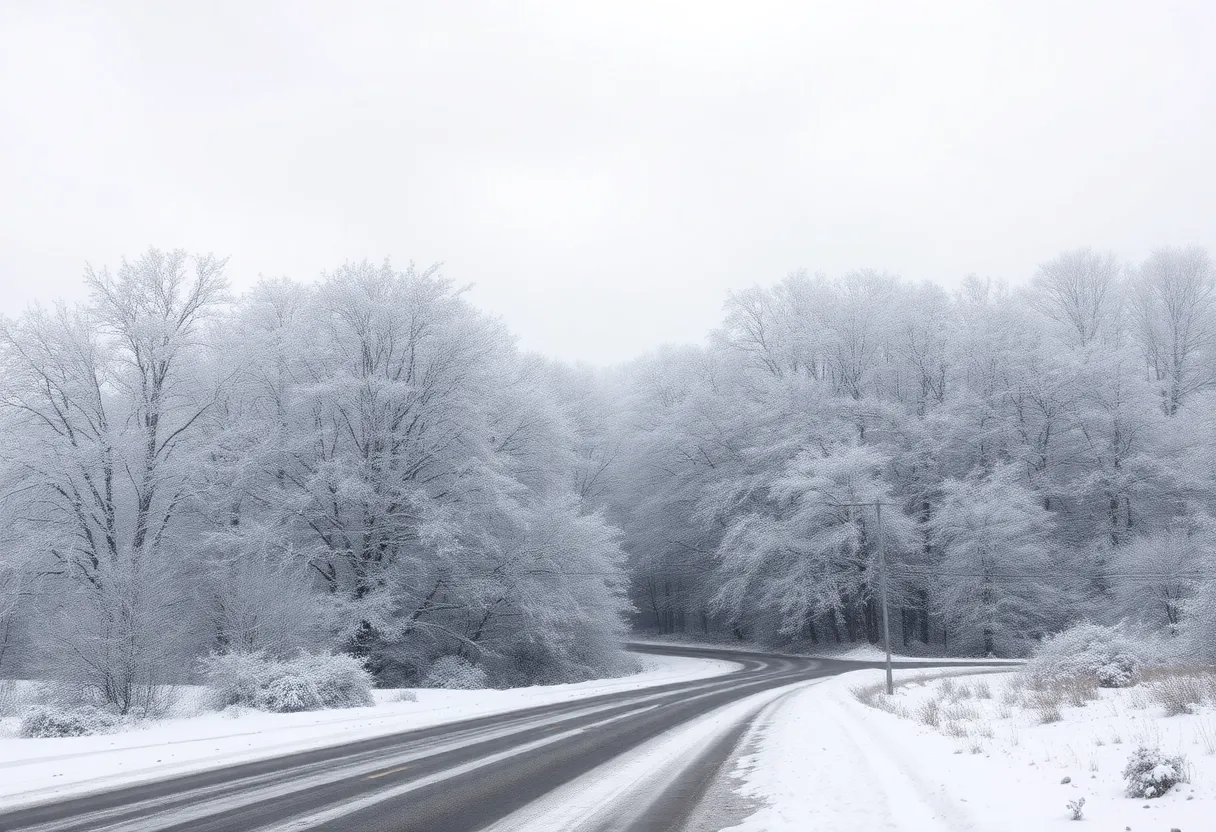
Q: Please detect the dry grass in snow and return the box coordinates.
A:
[852,664,1216,827]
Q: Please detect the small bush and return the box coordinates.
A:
[943,702,979,722]
[974,680,993,700]
[1067,797,1085,820]
[420,656,488,690]
[199,650,374,713]
[1036,704,1063,724]
[1026,622,1147,688]
[1096,659,1136,689]
[1032,690,1064,723]
[255,675,314,713]
[19,705,119,738]
[917,699,941,727]
[391,689,418,703]
[1122,746,1188,798]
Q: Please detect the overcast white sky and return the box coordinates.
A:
[2,1,1214,364]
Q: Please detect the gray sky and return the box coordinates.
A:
[2,1,1214,364]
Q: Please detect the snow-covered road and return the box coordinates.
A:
[0,644,832,832]
[0,652,739,808]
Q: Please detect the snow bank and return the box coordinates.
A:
[0,652,739,808]
[724,666,1214,830]
[808,643,1024,665]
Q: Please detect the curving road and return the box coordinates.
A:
[0,644,905,832]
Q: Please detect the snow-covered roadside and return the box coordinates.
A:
[723,667,1214,831]
[630,636,1023,665]
[808,643,1023,665]
[0,652,739,808]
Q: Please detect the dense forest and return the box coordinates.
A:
[606,248,1216,658]
[1,247,1214,710]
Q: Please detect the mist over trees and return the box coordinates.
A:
[1,245,1213,707]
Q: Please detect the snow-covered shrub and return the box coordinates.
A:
[19,705,119,738]
[420,656,488,690]
[199,650,374,713]
[1025,622,1147,688]
[1066,797,1085,820]
[198,650,271,709]
[254,674,314,713]
[390,689,418,703]
[1122,746,1188,798]
[291,652,375,708]
[1095,658,1136,688]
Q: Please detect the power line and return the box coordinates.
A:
[890,568,1210,581]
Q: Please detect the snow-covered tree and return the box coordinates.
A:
[0,249,227,712]
[1132,246,1216,415]
[930,465,1057,656]
[710,443,915,645]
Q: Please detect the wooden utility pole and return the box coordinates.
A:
[832,499,897,695]
[876,500,894,695]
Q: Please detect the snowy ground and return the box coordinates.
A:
[724,666,1215,830]
[0,652,739,809]
[808,643,1023,665]
[631,636,1024,665]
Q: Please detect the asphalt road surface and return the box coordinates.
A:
[0,644,906,832]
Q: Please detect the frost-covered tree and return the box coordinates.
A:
[930,466,1056,656]
[710,443,915,644]
[202,264,633,683]
[0,249,227,712]
[1132,246,1216,415]
[1111,526,1209,631]
[1031,248,1124,349]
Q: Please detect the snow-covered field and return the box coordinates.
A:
[725,666,1215,831]
[0,652,739,809]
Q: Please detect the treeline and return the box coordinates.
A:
[4,244,1214,712]
[0,252,632,712]
[601,248,1216,658]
